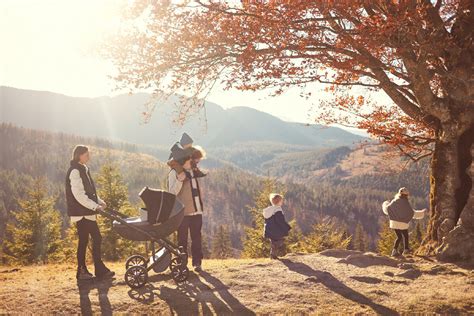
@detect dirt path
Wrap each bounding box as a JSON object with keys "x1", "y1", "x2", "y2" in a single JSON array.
[{"x1": 1, "y1": 251, "x2": 473, "y2": 314}]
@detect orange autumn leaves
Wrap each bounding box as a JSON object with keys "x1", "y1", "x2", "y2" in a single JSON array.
[
  {"x1": 316, "y1": 87, "x2": 434, "y2": 159},
  {"x1": 105, "y1": 1, "x2": 459, "y2": 158}
]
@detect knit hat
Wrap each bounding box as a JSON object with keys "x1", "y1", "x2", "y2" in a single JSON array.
[
  {"x1": 180, "y1": 133, "x2": 193, "y2": 148},
  {"x1": 170, "y1": 146, "x2": 194, "y2": 164},
  {"x1": 398, "y1": 187, "x2": 410, "y2": 196}
]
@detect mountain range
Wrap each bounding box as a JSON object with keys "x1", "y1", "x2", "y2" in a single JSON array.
[{"x1": 0, "y1": 86, "x2": 365, "y2": 149}]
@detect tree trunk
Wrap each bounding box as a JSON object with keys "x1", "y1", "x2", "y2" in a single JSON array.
[{"x1": 420, "y1": 124, "x2": 474, "y2": 262}]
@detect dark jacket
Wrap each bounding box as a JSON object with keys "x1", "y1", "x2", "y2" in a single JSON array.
[
  {"x1": 263, "y1": 206, "x2": 291, "y2": 240},
  {"x1": 65, "y1": 160, "x2": 98, "y2": 216}
]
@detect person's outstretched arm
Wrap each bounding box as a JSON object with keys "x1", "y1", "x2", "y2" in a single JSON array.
[{"x1": 413, "y1": 208, "x2": 427, "y2": 219}]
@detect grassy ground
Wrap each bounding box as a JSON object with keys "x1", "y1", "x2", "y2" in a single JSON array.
[{"x1": 1, "y1": 251, "x2": 473, "y2": 315}]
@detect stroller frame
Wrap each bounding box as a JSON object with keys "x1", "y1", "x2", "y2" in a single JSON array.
[{"x1": 98, "y1": 209, "x2": 189, "y2": 288}]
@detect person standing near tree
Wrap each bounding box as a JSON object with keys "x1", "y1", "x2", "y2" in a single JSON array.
[
  {"x1": 65, "y1": 145, "x2": 115, "y2": 280},
  {"x1": 382, "y1": 187, "x2": 426, "y2": 257}
]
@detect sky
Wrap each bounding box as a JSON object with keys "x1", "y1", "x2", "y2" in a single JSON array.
[{"x1": 0, "y1": 0, "x2": 386, "y2": 135}]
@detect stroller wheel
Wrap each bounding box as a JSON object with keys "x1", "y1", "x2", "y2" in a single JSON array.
[
  {"x1": 170, "y1": 257, "x2": 189, "y2": 283},
  {"x1": 125, "y1": 265, "x2": 148, "y2": 289},
  {"x1": 126, "y1": 255, "x2": 147, "y2": 269}
]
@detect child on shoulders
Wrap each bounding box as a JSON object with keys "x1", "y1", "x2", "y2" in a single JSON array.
[{"x1": 167, "y1": 133, "x2": 207, "y2": 178}]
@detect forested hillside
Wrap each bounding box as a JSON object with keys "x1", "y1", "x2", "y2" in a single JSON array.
[{"x1": 0, "y1": 124, "x2": 429, "y2": 255}]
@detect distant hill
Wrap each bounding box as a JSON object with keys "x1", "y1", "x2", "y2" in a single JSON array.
[{"x1": 0, "y1": 86, "x2": 365, "y2": 148}]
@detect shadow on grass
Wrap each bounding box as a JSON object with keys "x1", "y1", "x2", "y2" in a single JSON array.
[
  {"x1": 280, "y1": 258, "x2": 399, "y2": 316},
  {"x1": 77, "y1": 278, "x2": 114, "y2": 316},
  {"x1": 127, "y1": 272, "x2": 255, "y2": 315}
]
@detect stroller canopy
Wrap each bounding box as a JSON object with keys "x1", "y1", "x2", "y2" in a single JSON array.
[{"x1": 139, "y1": 187, "x2": 178, "y2": 224}]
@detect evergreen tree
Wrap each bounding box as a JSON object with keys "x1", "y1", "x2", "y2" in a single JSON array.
[
  {"x1": 242, "y1": 178, "x2": 284, "y2": 258},
  {"x1": 4, "y1": 178, "x2": 63, "y2": 264},
  {"x1": 96, "y1": 160, "x2": 141, "y2": 260},
  {"x1": 377, "y1": 221, "x2": 396, "y2": 255},
  {"x1": 301, "y1": 217, "x2": 351, "y2": 253},
  {"x1": 61, "y1": 223, "x2": 79, "y2": 262},
  {"x1": 211, "y1": 226, "x2": 233, "y2": 259},
  {"x1": 285, "y1": 219, "x2": 304, "y2": 253},
  {"x1": 352, "y1": 222, "x2": 369, "y2": 252}
]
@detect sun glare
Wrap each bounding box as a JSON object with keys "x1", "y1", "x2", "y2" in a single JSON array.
[{"x1": 0, "y1": 0, "x2": 125, "y2": 97}]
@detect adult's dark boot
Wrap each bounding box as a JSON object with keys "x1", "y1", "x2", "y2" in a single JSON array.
[{"x1": 76, "y1": 267, "x2": 94, "y2": 280}]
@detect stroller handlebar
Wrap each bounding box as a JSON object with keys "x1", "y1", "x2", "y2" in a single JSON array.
[
  {"x1": 106, "y1": 209, "x2": 129, "y2": 219},
  {"x1": 95, "y1": 208, "x2": 127, "y2": 221}
]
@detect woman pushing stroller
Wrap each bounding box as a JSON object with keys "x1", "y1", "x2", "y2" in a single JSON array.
[{"x1": 65, "y1": 145, "x2": 115, "y2": 280}]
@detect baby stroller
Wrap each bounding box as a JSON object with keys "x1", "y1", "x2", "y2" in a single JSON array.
[{"x1": 97, "y1": 187, "x2": 189, "y2": 289}]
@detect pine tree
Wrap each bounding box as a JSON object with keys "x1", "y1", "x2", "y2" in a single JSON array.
[
  {"x1": 300, "y1": 217, "x2": 351, "y2": 253},
  {"x1": 377, "y1": 221, "x2": 396, "y2": 256},
  {"x1": 61, "y1": 223, "x2": 79, "y2": 262},
  {"x1": 352, "y1": 222, "x2": 369, "y2": 252},
  {"x1": 4, "y1": 178, "x2": 63, "y2": 264},
  {"x1": 242, "y1": 178, "x2": 285, "y2": 258},
  {"x1": 96, "y1": 160, "x2": 141, "y2": 260},
  {"x1": 285, "y1": 219, "x2": 304, "y2": 253},
  {"x1": 211, "y1": 226, "x2": 233, "y2": 259}
]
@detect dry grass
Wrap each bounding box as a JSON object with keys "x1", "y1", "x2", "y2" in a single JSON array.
[{"x1": 1, "y1": 252, "x2": 473, "y2": 315}]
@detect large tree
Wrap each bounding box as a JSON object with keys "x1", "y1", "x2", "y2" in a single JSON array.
[{"x1": 105, "y1": 1, "x2": 474, "y2": 261}]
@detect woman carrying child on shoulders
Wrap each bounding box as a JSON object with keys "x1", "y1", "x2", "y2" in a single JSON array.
[{"x1": 167, "y1": 133, "x2": 207, "y2": 272}]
